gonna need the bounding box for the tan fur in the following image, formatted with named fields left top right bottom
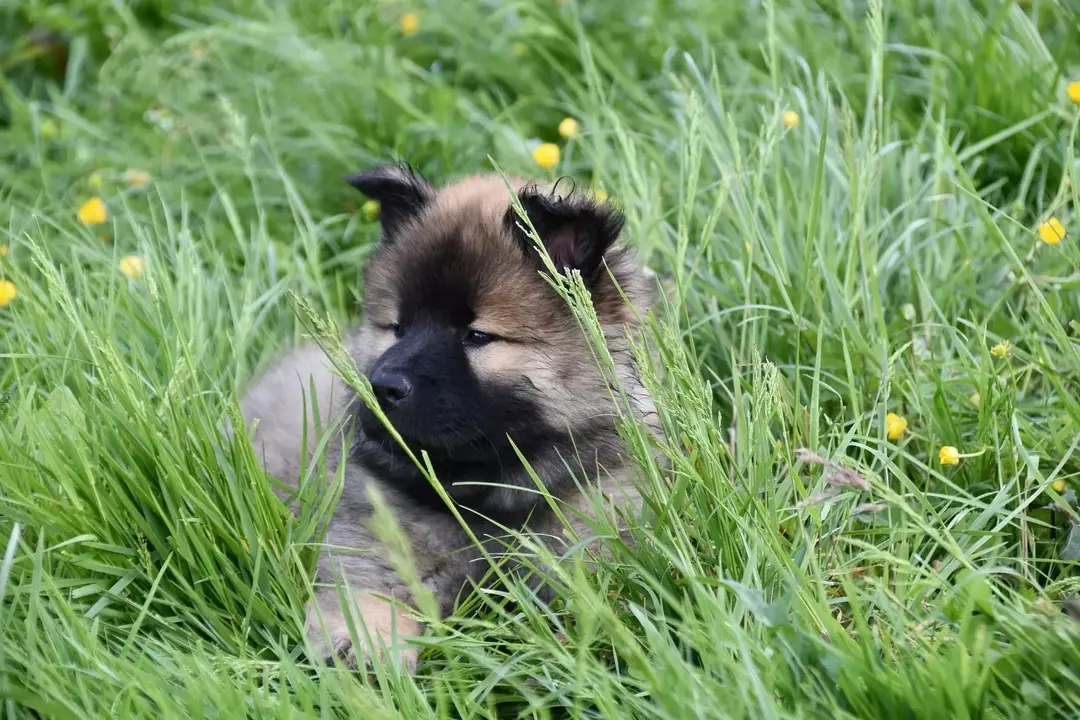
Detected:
left=305, top=588, right=421, bottom=672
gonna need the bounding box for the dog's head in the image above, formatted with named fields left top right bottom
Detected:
left=345, top=164, right=655, bottom=514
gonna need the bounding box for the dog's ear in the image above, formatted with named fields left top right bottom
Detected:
left=506, top=185, right=625, bottom=283
left=345, top=163, right=434, bottom=240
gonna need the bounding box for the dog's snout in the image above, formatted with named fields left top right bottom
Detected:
left=370, top=369, right=413, bottom=410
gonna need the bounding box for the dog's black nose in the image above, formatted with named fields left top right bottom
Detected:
left=370, top=369, right=412, bottom=409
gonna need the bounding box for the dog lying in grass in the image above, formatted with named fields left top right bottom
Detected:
left=241, top=164, right=657, bottom=671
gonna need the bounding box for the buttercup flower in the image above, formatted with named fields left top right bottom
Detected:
left=400, top=12, right=420, bottom=35
left=1069, top=82, right=1080, bottom=105
left=990, top=340, right=1012, bottom=358
left=1038, top=217, right=1066, bottom=245
left=119, top=255, right=145, bottom=280
left=782, top=110, right=800, bottom=129
left=362, top=200, right=380, bottom=222
left=1052, top=478, right=1066, bottom=493
left=594, top=188, right=608, bottom=203
left=558, top=117, right=580, bottom=139
left=78, top=197, right=108, bottom=226
left=124, top=169, right=151, bottom=189
left=0, top=280, right=15, bottom=307
left=939, top=446, right=960, bottom=465
left=533, top=142, right=560, bottom=169
left=885, top=412, right=908, bottom=441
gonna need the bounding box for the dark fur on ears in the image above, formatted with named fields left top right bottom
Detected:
left=506, top=183, right=625, bottom=283
left=346, top=163, right=434, bottom=239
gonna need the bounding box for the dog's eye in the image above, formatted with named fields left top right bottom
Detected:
left=464, top=329, right=495, bottom=347
left=381, top=323, right=405, bottom=338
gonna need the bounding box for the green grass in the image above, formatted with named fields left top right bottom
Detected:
left=2, top=0, right=1080, bottom=717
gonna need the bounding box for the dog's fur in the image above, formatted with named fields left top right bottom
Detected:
left=240, top=165, right=657, bottom=670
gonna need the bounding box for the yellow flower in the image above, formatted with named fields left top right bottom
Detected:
left=533, top=142, right=560, bottom=170
left=1051, top=478, right=1066, bottom=493
left=40, top=119, right=57, bottom=141
left=558, top=117, right=580, bottom=139
left=0, top=280, right=16, bottom=307
left=939, top=446, right=960, bottom=465
left=124, top=169, right=151, bottom=189
left=594, top=188, right=608, bottom=203
left=400, top=12, right=420, bottom=35
left=990, top=340, right=1012, bottom=358
left=119, top=255, right=146, bottom=280
left=885, top=412, right=908, bottom=441
left=782, top=110, right=800, bottom=129
left=88, top=172, right=105, bottom=191
left=78, top=197, right=108, bottom=226
left=1038, top=217, right=1066, bottom=245
left=1068, top=82, right=1080, bottom=105
left=362, top=200, right=380, bottom=222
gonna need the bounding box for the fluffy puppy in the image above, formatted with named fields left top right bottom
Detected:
left=241, top=165, right=657, bottom=670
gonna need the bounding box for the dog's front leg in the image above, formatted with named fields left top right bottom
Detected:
left=304, top=583, right=421, bottom=672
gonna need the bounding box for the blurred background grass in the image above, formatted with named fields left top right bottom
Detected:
left=1, top=0, right=1080, bottom=717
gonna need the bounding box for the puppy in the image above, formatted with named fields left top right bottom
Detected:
left=240, top=164, right=658, bottom=671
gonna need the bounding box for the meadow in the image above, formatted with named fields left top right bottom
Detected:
left=2, top=0, right=1080, bottom=717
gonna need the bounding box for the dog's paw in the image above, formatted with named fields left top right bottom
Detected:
left=304, top=587, right=421, bottom=673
